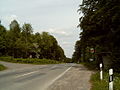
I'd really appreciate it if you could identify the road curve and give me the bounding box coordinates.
[0,61,75,90]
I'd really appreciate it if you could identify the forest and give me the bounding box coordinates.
[0,20,66,62]
[72,0,120,72]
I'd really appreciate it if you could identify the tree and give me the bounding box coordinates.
[0,20,66,62]
[21,23,33,58]
[72,40,82,63]
[33,32,66,61]
[74,0,120,71]
[0,24,7,56]
[7,20,21,57]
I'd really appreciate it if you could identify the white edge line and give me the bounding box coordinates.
[45,65,73,90]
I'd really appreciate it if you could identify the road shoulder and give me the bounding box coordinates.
[47,64,93,90]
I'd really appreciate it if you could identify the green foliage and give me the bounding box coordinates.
[91,72,109,90]
[0,25,7,56]
[72,40,82,63]
[64,58,73,63]
[73,0,120,72]
[0,56,61,64]
[0,20,66,62]
[33,32,66,60]
[0,64,6,71]
[91,72,120,90]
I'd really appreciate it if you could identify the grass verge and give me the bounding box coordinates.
[91,71,120,90]
[80,62,120,90]
[0,64,6,71]
[0,56,61,64]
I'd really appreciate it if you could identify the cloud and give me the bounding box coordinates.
[5,15,18,23]
[39,28,71,36]
[48,28,69,36]
[62,41,71,46]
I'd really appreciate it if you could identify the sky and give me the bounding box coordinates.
[0,0,82,58]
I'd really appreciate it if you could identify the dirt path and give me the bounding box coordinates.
[47,64,93,90]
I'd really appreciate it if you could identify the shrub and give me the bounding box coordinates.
[0,56,61,64]
[0,64,6,71]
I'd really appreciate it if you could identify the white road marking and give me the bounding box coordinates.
[50,65,57,69]
[16,71,39,78]
[16,65,58,78]
[44,65,73,90]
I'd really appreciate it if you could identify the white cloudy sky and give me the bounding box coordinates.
[0,0,82,58]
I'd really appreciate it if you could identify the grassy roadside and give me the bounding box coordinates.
[0,64,6,71]
[91,72,120,90]
[0,56,62,65]
[90,72,108,90]
[80,62,120,90]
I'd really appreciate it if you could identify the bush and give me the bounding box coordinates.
[0,56,61,64]
[0,56,13,62]
[0,64,6,71]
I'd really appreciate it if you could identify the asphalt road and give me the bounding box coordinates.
[47,64,92,90]
[0,61,75,90]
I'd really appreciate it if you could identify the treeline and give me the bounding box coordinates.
[0,20,66,61]
[72,0,120,72]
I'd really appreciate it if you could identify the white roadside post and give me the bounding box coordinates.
[109,69,113,90]
[100,63,103,80]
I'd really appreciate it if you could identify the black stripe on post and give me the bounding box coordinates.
[109,75,113,82]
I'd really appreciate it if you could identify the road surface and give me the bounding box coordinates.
[47,64,92,90]
[0,61,75,90]
[0,61,92,90]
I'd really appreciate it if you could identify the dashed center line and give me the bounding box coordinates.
[16,71,39,78]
